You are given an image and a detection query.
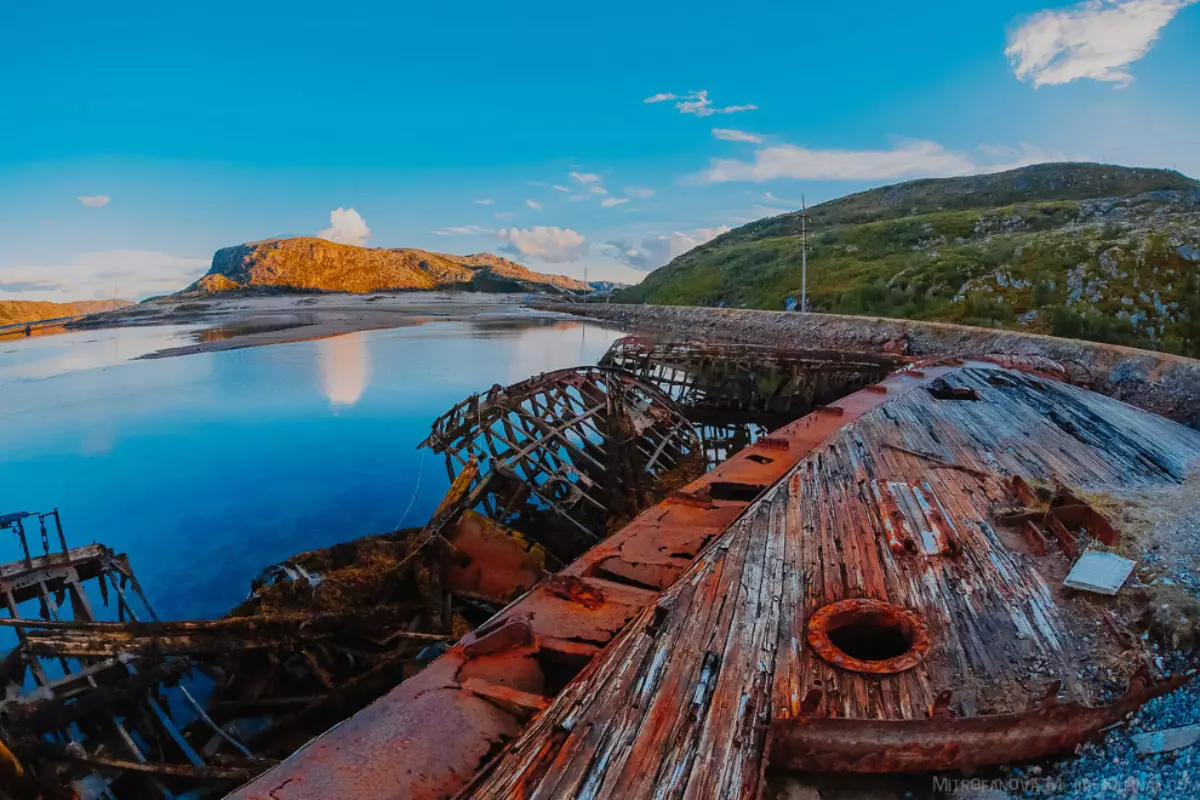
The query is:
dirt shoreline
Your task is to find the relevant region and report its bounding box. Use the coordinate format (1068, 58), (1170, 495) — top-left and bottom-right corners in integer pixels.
(67, 292), (579, 359)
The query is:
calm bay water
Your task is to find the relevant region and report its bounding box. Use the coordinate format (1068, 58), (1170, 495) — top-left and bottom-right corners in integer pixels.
(0, 316), (624, 620)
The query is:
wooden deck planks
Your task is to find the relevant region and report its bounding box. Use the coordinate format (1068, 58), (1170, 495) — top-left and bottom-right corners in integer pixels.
(469, 365), (1200, 796)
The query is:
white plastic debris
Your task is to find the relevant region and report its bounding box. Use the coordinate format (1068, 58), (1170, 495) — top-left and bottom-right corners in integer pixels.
(1131, 724), (1200, 755)
(1063, 549), (1135, 595)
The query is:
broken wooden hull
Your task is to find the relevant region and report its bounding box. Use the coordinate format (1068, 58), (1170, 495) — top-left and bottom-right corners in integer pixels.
(231, 357), (1200, 799)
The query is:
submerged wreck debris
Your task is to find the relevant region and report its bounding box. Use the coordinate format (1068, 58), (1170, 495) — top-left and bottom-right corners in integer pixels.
(598, 336), (902, 419)
(599, 336), (904, 468)
(0, 510), (266, 799)
(233, 357), (1200, 800)
(421, 365), (704, 563)
(0, 493), (549, 796)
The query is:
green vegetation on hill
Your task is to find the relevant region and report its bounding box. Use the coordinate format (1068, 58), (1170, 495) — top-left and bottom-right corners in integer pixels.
(617, 163), (1200, 357)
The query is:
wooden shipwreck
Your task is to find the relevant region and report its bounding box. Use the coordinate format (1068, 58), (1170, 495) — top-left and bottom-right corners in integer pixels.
(230, 355), (1200, 799)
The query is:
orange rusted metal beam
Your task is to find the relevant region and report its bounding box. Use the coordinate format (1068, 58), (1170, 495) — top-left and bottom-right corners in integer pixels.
(770, 672), (1190, 773)
(229, 365), (961, 800)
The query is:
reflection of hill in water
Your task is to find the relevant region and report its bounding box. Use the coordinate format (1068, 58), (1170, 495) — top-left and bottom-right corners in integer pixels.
(195, 315), (317, 343)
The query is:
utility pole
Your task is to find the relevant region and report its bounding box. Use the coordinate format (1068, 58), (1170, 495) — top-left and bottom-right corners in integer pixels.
(800, 195), (808, 314)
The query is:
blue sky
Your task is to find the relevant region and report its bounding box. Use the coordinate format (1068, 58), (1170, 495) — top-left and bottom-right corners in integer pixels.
(3, 0), (1198, 300)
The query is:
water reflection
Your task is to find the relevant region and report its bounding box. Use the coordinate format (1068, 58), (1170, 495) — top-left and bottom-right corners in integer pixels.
(0, 316), (625, 620)
(196, 315), (317, 343)
(0, 324), (195, 381)
(318, 333), (371, 407)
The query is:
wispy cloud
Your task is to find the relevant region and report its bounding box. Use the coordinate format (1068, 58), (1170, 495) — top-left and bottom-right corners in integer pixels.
(317, 207), (371, 246)
(473, 198), (495, 205)
(601, 197), (630, 208)
(551, 185), (570, 192)
(1006, 0), (1197, 87)
(0, 250), (209, 302)
(567, 170), (609, 197)
(433, 225), (492, 236)
(610, 226), (731, 271)
(0, 279), (62, 293)
(645, 90), (757, 117)
(77, 195), (110, 208)
(750, 204), (792, 217)
(624, 186), (656, 198)
(526, 199), (543, 211)
(496, 226), (587, 263)
(765, 191), (801, 206)
(712, 128), (764, 143)
(696, 139), (1061, 183)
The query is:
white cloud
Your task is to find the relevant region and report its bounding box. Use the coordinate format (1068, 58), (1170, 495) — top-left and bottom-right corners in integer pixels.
(624, 186), (655, 198)
(433, 225), (492, 236)
(601, 197), (630, 208)
(495, 226), (587, 263)
(645, 90), (757, 117)
(566, 170), (610, 197)
(473, 198), (495, 205)
(697, 139), (1061, 183)
(526, 199), (543, 211)
(1006, 0), (1197, 87)
(0, 250), (210, 302)
(712, 128), (764, 143)
(611, 226), (731, 271)
(77, 195), (110, 208)
(317, 207), (371, 246)
(765, 192), (801, 206)
(569, 171), (602, 184)
(551, 185), (570, 192)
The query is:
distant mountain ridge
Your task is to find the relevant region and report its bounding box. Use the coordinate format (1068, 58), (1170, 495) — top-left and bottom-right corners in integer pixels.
(186, 238), (588, 295)
(0, 299), (132, 327)
(617, 162), (1200, 357)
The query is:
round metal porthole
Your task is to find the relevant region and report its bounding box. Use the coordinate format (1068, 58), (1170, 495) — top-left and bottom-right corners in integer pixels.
(806, 599), (930, 675)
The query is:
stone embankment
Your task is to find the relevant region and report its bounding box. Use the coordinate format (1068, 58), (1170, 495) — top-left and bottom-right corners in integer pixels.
(544, 303), (1200, 429)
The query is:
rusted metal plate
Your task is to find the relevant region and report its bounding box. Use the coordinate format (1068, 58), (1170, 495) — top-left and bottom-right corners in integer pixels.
(443, 510), (546, 600)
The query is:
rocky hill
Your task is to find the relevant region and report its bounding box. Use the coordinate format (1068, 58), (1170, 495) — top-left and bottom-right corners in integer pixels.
(0, 299), (132, 327)
(187, 238), (588, 295)
(617, 163), (1200, 357)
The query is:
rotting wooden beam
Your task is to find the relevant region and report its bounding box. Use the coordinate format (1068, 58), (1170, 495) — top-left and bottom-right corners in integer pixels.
(12, 607), (450, 657)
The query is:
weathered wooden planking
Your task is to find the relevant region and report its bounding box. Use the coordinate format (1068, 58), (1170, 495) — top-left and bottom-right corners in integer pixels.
(469, 365), (1200, 796)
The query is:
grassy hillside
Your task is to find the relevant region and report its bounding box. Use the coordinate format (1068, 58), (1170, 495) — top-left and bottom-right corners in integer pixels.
(617, 163), (1200, 357)
(0, 299), (132, 327)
